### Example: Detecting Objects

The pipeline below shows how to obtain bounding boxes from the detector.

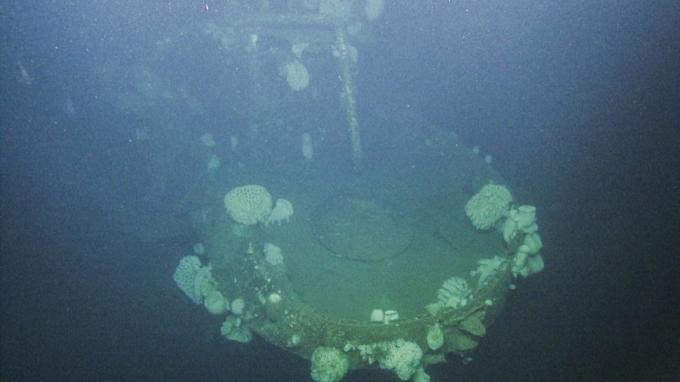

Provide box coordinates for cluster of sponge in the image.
[437,276,472,309]
[464,184,546,279]
[354,339,423,381]
[173,256,211,304]
[173,255,228,315]
[224,185,295,228]
[470,255,506,287]
[502,205,538,243]
[377,339,423,381]
[220,316,252,344]
[502,205,545,278]
[465,184,512,230]
[310,347,349,382]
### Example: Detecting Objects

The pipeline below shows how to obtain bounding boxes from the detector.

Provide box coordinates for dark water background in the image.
[2,1,679,381]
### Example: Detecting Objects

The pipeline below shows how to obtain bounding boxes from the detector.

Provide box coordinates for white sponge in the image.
[173,256,203,304]
[465,184,512,230]
[224,185,273,226]
[203,290,228,315]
